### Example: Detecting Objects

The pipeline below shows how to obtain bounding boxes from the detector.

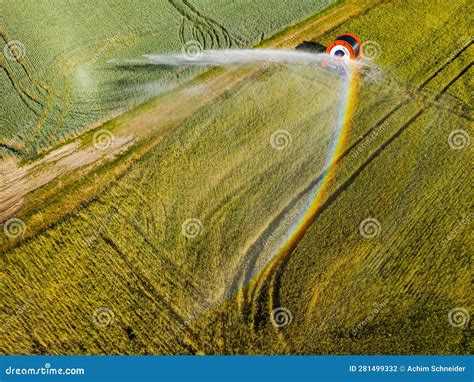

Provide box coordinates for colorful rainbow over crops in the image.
[254,69,359,283]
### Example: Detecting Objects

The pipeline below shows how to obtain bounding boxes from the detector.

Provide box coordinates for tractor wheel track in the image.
[262,77,468,349]
[238,40,474,325]
[101,233,199,353]
[169,0,245,50]
[244,55,471,348]
[259,108,426,350]
[435,62,473,101]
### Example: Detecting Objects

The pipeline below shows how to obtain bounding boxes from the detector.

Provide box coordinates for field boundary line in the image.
[417,40,473,90]
[246,52,472,345]
[100,233,200,353]
[435,62,473,101]
[0,0,368,249]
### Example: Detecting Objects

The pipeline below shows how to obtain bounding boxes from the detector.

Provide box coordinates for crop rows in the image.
[1,0,471,355]
[0,0,338,159]
[237,0,472,354]
[0,64,350,354]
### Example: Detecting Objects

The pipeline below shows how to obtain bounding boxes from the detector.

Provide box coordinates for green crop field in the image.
[0,0,471,356]
[0,0,338,159]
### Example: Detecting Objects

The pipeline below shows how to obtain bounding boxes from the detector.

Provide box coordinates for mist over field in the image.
[0,0,471,356]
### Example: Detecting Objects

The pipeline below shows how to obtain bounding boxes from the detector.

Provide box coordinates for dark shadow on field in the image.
[74,64,193,108]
